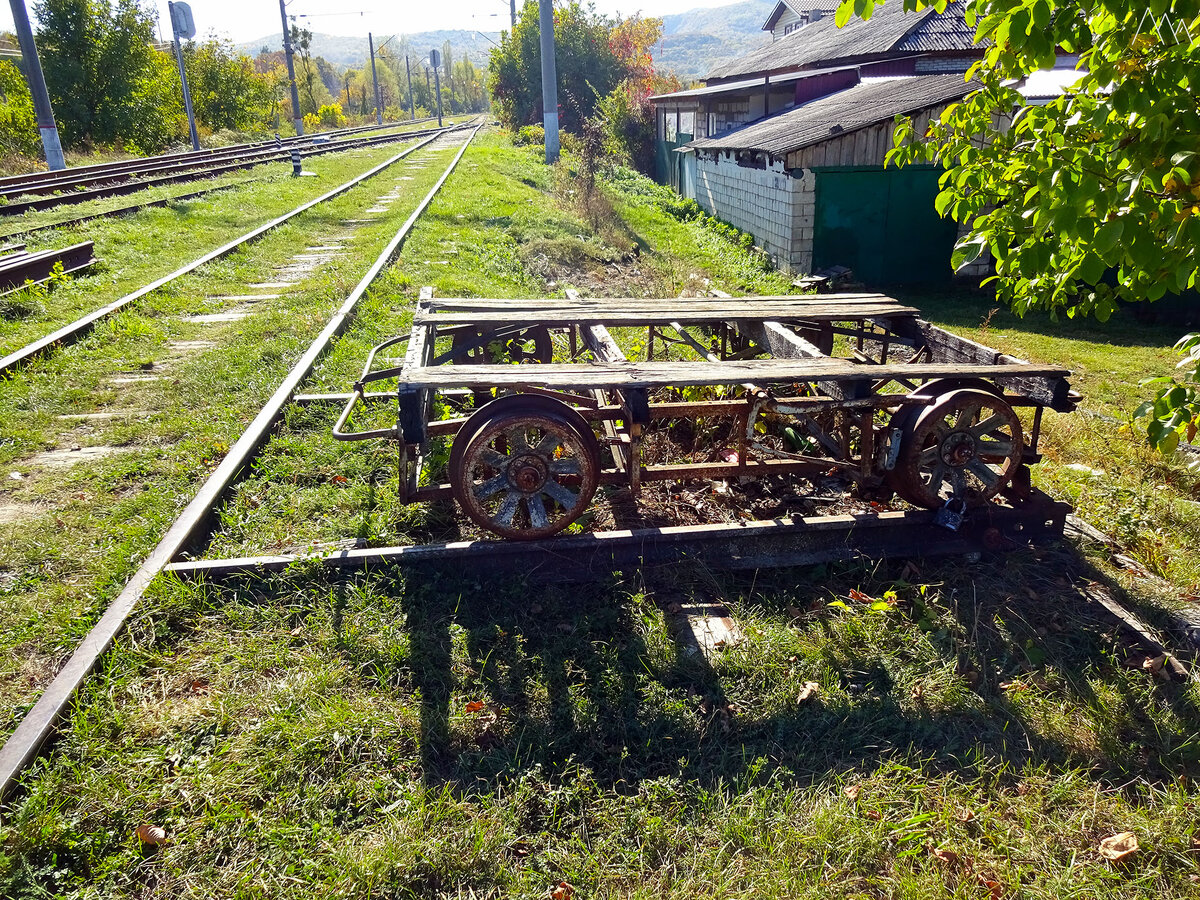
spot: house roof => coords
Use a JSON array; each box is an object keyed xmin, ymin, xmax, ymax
[
  {"xmin": 707, "ymin": 2, "xmax": 977, "ymax": 81},
  {"xmin": 761, "ymin": 0, "xmax": 828, "ymax": 32},
  {"xmin": 688, "ymin": 74, "xmax": 974, "ymax": 158},
  {"xmin": 648, "ymin": 63, "xmax": 861, "ymax": 102}
]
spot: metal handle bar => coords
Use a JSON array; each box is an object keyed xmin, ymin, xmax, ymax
[{"xmin": 331, "ymin": 333, "xmax": 413, "ymax": 442}]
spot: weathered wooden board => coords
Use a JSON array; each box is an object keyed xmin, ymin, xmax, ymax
[
  {"xmin": 418, "ymin": 304, "xmax": 919, "ymax": 327},
  {"xmin": 398, "ymin": 358, "xmax": 1071, "ymax": 390}
]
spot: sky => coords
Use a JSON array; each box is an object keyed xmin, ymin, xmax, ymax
[{"xmin": 1, "ymin": 0, "xmax": 739, "ymax": 46}]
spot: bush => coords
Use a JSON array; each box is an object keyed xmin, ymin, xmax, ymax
[
  {"xmin": 513, "ymin": 124, "xmax": 544, "ymax": 146},
  {"xmin": 0, "ymin": 62, "xmax": 39, "ymax": 157}
]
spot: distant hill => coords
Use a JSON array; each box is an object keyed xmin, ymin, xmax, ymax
[
  {"xmin": 236, "ymin": 30, "xmax": 499, "ymax": 69},
  {"xmin": 656, "ymin": 0, "xmax": 773, "ymax": 81},
  {"xmin": 236, "ymin": 2, "xmax": 772, "ymax": 83}
]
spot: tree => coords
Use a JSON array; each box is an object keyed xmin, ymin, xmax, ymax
[
  {"xmin": 184, "ymin": 39, "xmax": 274, "ymax": 133},
  {"xmin": 34, "ymin": 0, "xmax": 181, "ymax": 148},
  {"xmin": 844, "ymin": 0, "xmax": 1200, "ymax": 454},
  {"xmin": 488, "ymin": 0, "xmax": 623, "ymax": 133},
  {"xmin": 0, "ymin": 60, "xmax": 40, "ymax": 157},
  {"xmin": 599, "ymin": 16, "xmax": 681, "ymax": 172}
]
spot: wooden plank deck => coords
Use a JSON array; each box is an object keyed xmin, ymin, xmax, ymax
[
  {"xmin": 415, "ymin": 294, "xmax": 919, "ymax": 326},
  {"xmin": 397, "ymin": 358, "xmax": 1071, "ymax": 390}
]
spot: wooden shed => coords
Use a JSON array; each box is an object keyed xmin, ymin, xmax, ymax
[{"xmin": 686, "ymin": 74, "xmax": 977, "ymax": 284}]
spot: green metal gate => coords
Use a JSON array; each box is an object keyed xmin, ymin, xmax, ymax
[{"xmin": 812, "ymin": 166, "xmax": 959, "ymax": 284}]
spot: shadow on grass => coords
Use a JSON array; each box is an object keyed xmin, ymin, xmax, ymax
[
  {"xmin": 896, "ymin": 288, "xmax": 1186, "ymax": 350},
  {"xmin": 389, "ymin": 543, "xmax": 1200, "ymax": 798}
]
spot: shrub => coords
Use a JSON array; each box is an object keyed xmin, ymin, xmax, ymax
[{"xmin": 513, "ymin": 124, "xmax": 545, "ymax": 146}]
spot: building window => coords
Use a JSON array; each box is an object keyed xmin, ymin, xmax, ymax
[
  {"xmin": 679, "ymin": 111, "xmax": 695, "ymax": 135},
  {"xmin": 657, "ymin": 109, "xmax": 665, "ymax": 140},
  {"xmin": 665, "ymin": 112, "xmax": 677, "ymax": 142}
]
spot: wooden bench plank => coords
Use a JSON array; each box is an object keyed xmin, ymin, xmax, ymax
[{"xmin": 397, "ymin": 359, "xmax": 1071, "ymax": 390}]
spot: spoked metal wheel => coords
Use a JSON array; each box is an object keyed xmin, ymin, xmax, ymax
[
  {"xmin": 449, "ymin": 395, "xmax": 601, "ymax": 540},
  {"xmin": 450, "ymin": 325, "xmax": 553, "ymax": 364},
  {"xmin": 891, "ymin": 388, "xmax": 1023, "ymax": 509}
]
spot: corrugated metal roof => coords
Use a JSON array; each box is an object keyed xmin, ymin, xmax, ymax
[
  {"xmin": 649, "ymin": 63, "xmax": 860, "ymax": 102},
  {"xmin": 895, "ymin": 1, "xmax": 975, "ymax": 51},
  {"xmin": 688, "ymin": 74, "xmax": 973, "ymax": 157},
  {"xmin": 706, "ymin": 3, "xmax": 977, "ymax": 81},
  {"xmin": 762, "ymin": 0, "xmax": 831, "ymax": 31}
]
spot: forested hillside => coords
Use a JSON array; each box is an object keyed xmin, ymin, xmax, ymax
[{"xmin": 657, "ymin": 0, "xmax": 773, "ymax": 79}]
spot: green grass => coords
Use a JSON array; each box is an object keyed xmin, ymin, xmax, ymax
[
  {"xmin": 2, "ymin": 129, "xmax": 1200, "ymax": 899},
  {"xmin": 0, "ymin": 137, "xmax": 463, "ymax": 740}
]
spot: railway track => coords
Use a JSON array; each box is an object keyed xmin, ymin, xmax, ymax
[
  {"xmin": 0, "ymin": 124, "xmax": 481, "ymax": 801},
  {"xmin": 0, "ymin": 117, "xmax": 437, "ymax": 197},
  {"xmin": 0, "ymin": 119, "xmax": 464, "ymax": 217},
  {"xmin": 0, "ymin": 123, "xmax": 474, "ymax": 375}
]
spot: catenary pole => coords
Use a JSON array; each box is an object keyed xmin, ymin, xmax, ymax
[
  {"xmin": 432, "ymin": 58, "xmax": 443, "ymax": 127},
  {"xmin": 368, "ymin": 32, "xmax": 383, "ymax": 125},
  {"xmin": 538, "ymin": 0, "xmax": 559, "ymax": 162},
  {"xmin": 404, "ymin": 54, "xmax": 416, "ymax": 120},
  {"xmin": 279, "ymin": 0, "xmax": 304, "ymax": 135},
  {"xmin": 8, "ymin": 0, "xmax": 65, "ymax": 170}
]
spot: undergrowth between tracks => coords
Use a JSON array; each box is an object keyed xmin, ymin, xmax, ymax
[
  {"xmin": 2, "ymin": 130, "xmax": 1200, "ymax": 899},
  {"xmin": 0, "ymin": 136, "xmax": 462, "ymax": 739}
]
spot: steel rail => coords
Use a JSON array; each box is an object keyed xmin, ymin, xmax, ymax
[
  {"xmin": 0, "ymin": 117, "xmax": 439, "ymax": 192},
  {"xmin": 0, "ymin": 121, "xmax": 448, "ymax": 201},
  {"xmin": 0, "ymin": 181, "xmax": 255, "ymax": 240},
  {"xmin": 0, "ymin": 129, "xmax": 446, "ymax": 376},
  {"xmin": 0, "ymin": 125, "xmax": 481, "ymax": 803},
  {"xmin": 0, "ymin": 124, "xmax": 472, "ymax": 217},
  {"xmin": 162, "ymin": 493, "xmax": 1072, "ymax": 582},
  {"xmin": 0, "ymin": 123, "xmax": 475, "ymax": 238}
]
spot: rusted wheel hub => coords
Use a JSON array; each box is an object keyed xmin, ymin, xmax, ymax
[
  {"xmin": 889, "ymin": 387, "xmax": 1023, "ymax": 509},
  {"xmin": 449, "ymin": 395, "xmax": 601, "ymax": 540}
]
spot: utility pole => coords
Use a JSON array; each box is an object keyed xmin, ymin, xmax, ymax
[
  {"xmin": 404, "ymin": 55, "xmax": 415, "ymax": 120},
  {"xmin": 168, "ymin": 1, "xmax": 200, "ymax": 151},
  {"xmin": 538, "ymin": 0, "xmax": 559, "ymax": 162},
  {"xmin": 430, "ymin": 50, "xmax": 443, "ymax": 128},
  {"xmin": 368, "ymin": 32, "xmax": 383, "ymax": 126},
  {"xmin": 8, "ymin": 0, "xmax": 65, "ymax": 170},
  {"xmin": 510, "ymin": 0, "xmax": 516, "ymax": 30},
  {"xmin": 278, "ymin": 0, "xmax": 304, "ymax": 135}
]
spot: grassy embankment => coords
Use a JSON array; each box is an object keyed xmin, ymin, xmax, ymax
[{"xmin": 1, "ymin": 130, "xmax": 1199, "ymax": 899}]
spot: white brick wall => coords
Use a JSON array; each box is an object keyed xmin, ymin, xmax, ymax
[{"xmin": 695, "ymin": 153, "xmax": 817, "ymax": 274}]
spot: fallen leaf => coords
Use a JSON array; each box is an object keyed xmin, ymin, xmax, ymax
[
  {"xmin": 330, "ymin": 475, "xmax": 349, "ymax": 485},
  {"xmin": 931, "ymin": 848, "xmax": 959, "ymax": 865},
  {"xmin": 556, "ymin": 623, "xmax": 572, "ymax": 633},
  {"xmin": 551, "ymin": 881, "xmax": 574, "ymax": 900},
  {"xmin": 135, "ymin": 824, "xmax": 168, "ymax": 846},
  {"xmin": 1099, "ymin": 831, "xmax": 1138, "ymax": 862},
  {"xmin": 464, "ymin": 700, "xmax": 485, "ymax": 714},
  {"xmin": 978, "ymin": 875, "xmax": 1003, "ymax": 899},
  {"xmin": 864, "ymin": 809, "xmax": 882, "ymax": 821},
  {"xmin": 954, "ymin": 808, "xmax": 975, "ymax": 822},
  {"xmin": 843, "ymin": 784, "xmax": 861, "ymax": 800},
  {"xmin": 849, "ymin": 588, "xmax": 874, "ymax": 603},
  {"xmin": 797, "ymin": 681, "xmax": 820, "ymax": 703}
]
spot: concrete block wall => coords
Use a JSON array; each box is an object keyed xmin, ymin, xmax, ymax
[
  {"xmin": 712, "ymin": 98, "xmax": 753, "ymax": 135},
  {"xmin": 914, "ymin": 55, "xmax": 976, "ymax": 74},
  {"xmin": 789, "ymin": 171, "xmax": 816, "ymax": 274},
  {"xmin": 694, "ymin": 153, "xmax": 817, "ymax": 274}
]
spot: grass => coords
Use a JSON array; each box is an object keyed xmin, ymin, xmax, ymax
[
  {"xmin": 2, "ymin": 129, "xmax": 1200, "ymax": 899},
  {"xmin": 0, "ymin": 135, "xmax": 464, "ymax": 741}
]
